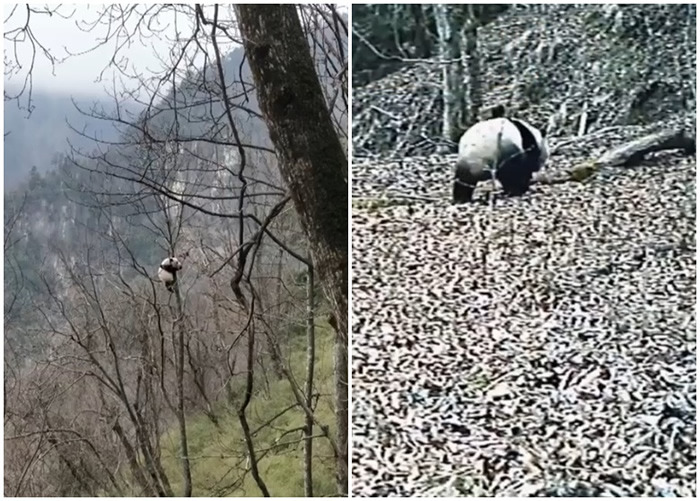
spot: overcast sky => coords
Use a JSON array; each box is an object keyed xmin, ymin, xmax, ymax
[
  {"xmin": 3, "ymin": 4, "xmax": 234, "ymax": 97},
  {"xmin": 4, "ymin": 3, "xmax": 346, "ymax": 98}
]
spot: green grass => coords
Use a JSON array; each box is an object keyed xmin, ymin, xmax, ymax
[{"xmin": 157, "ymin": 324, "xmax": 338, "ymax": 497}]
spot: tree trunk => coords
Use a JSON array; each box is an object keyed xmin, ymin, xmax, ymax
[
  {"xmin": 434, "ymin": 4, "xmax": 467, "ymax": 146},
  {"xmin": 113, "ymin": 420, "xmax": 157, "ymax": 496},
  {"xmin": 596, "ymin": 128, "xmax": 696, "ymax": 166},
  {"xmin": 236, "ymin": 5, "xmax": 348, "ymax": 496},
  {"xmin": 463, "ymin": 5, "xmax": 481, "ymax": 124},
  {"xmin": 410, "ymin": 5, "xmax": 432, "ymax": 58},
  {"xmin": 174, "ymin": 287, "xmax": 192, "ymax": 497},
  {"xmin": 304, "ymin": 262, "xmax": 315, "ymax": 497}
]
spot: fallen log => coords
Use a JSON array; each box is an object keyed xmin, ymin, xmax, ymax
[
  {"xmin": 594, "ymin": 128, "xmax": 695, "ymax": 167},
  {"xmin": 535, "ymin": 127, "xmax": 695, "ymax": 186}
]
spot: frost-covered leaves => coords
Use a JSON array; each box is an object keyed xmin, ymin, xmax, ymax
[{"xmin": 351, "ymin": 157, "xmax": 696, "ymax": 496}]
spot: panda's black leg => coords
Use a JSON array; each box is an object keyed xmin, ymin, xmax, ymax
[
  {"xmin": 453, "ymin": 179, "xmax": 475, "ymax": 204},
  {"xmin": 453, "ymin": 161, "xmax": 479, "ymax": 204},
  {"xmin": 502, "ymin": 176, "xmax": 531, "ymax": 196},
  {"xmin": 497, "ymin": 156, "xmax": 532, "ymax": 197}
]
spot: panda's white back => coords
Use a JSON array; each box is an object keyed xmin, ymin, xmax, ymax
[{"xmin": 457, "ymin": 118, "xmax": 522, "ymax": 175}]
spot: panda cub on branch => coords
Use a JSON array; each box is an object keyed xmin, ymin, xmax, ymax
[
  {"xmin": 158, "ymin": 257, "xmax": 182, "ymax": 292},
  {"xmin": 453, "ymin": 116, "xmax": 549, "ymax": 204}
]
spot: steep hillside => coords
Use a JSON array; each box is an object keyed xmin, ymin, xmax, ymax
[
  {"xmin": 351, "ymin": 4, "xmax": 696, "ymax": 497},
  {"xmin": 5, "ymin": 9, "xmax": 348, "ymax": 497},
  {"xmin": 5, "ymin": 16, "xmax": 348, "ymax": 312},
  {"xmin": 352, "ymin": 4, "xmax": 695, "ymax": 158}
]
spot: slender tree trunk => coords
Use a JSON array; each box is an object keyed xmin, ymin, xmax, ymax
[
  {"xmin": 46, "ymin": 434, "xmax": 94, "ymax": 495},
  {"xmin": 267, "ymin": 248, "xmax": 287, "ymax": 380},
  {"xmin": 463, "ymin": 5, "xmax": 482, "ymax": 124},
  {"xmin": 304, "ymin": 262, "xmax": 316, "ymax": 497},
  {"xmin": 113, "ymin": 420, "xmax": 157, "ymax": 496},
  {"xmin": 434, "ymin": 4, "xmax": 467, "ymax": 146},
  {"xmin": 410, "ymin": 5, "xmax": 431, "ymax": 57},
  {"xmin": 239, "ymin": 315, "xmax": 271, "ymax": 497},
  {"xmin": 236, "ymin": 5, "xmax": 348, "ymax": 495},
  {"xmin": 174, "ymin": 287, "xmax": 192, "ymax": 496}
]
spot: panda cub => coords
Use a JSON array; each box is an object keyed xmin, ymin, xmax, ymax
[
  {"xmin": 158, "ymin": 257, "xmax": 182, "ymax": 292},
  {"xmin": 453, "ymin": 117, "xmax": 549, "ymax": 204}
]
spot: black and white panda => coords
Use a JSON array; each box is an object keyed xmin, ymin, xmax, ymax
[
  {"xmin": 453, "ymin": 117, "xmax": 549, "ymax": 204},
  {"xmin": 158, "ymin": 257, "xmax": 182, "ymax": 292}
]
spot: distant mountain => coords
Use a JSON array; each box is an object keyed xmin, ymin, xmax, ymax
[
  {"xmin": 4, "ymin": 12, "xmax": 347, "ymax": 361},
  {"xmin": 4, "ymin": 9, "xmax": 347, "ymax": 190},
  {"xmin": 3, "ymin": 87, "xmax": 141, "ymax": 188}
]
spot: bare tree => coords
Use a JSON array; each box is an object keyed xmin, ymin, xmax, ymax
[
  {"xmin": 434, "ymin": 4, "xmax": 468, "ymax": 145},
  {"xmin": 4, "ymin": 4, "xmax": 347, "ymax": 497},
  {"xmin": 235, "ymin": 5, "xmax": 348, "ymax": 494}
]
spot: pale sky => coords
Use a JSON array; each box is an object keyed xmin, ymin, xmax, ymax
[
  {"xmin": 4, "ymin": 3, "xmax": 347, "ymax": 101},
  {"xmin": 3, "ymin": 4, "xmax": 235, "ymax": 97}
]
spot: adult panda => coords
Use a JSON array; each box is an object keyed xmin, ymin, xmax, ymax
[{"xmin": 453, "ymin": 116, "xmax": 549, "ymax": 204}]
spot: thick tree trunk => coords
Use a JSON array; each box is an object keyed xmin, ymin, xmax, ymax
[{"xmin": 236, "ymin": 5, "xmax": 348, "ymax": 496}]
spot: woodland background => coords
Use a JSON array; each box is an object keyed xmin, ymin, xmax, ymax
[{"xmin": 5, "ymin": 4, "xmax": 347, "ymax": 497}]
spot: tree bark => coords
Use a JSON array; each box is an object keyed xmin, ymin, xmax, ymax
[
  {"xmin": 595, "ymin": 128, "xmax": 695, "ymax": 166},
  {"xmin": 236, "ymin": 5, "xmax": 348, "ymax": 495},
  {"xmin": 304, "ymin": 262, "xmax": 315, "ymax": 497},
  {"xmin": 113, "ymin": 420, "xmax": 157, "ymax": 496},
  {"xmin": 462, "ymin": 5, "xmax": 481, "ymax": 125},
  {"xmin": 434, "ymin": 4, "xmax": 467, "ymax": 146},
  {"xmin": 173, "ymin": 286, "xmax": 192, "ymax": 497}
]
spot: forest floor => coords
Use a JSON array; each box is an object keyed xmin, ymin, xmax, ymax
[
  {"xmin": 351, "ymin": 4, "xmax": 695, "ymax": 497},
  {"xmin": 351, "ymin": 150, "xmax": 695, "ymax": 497}
]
